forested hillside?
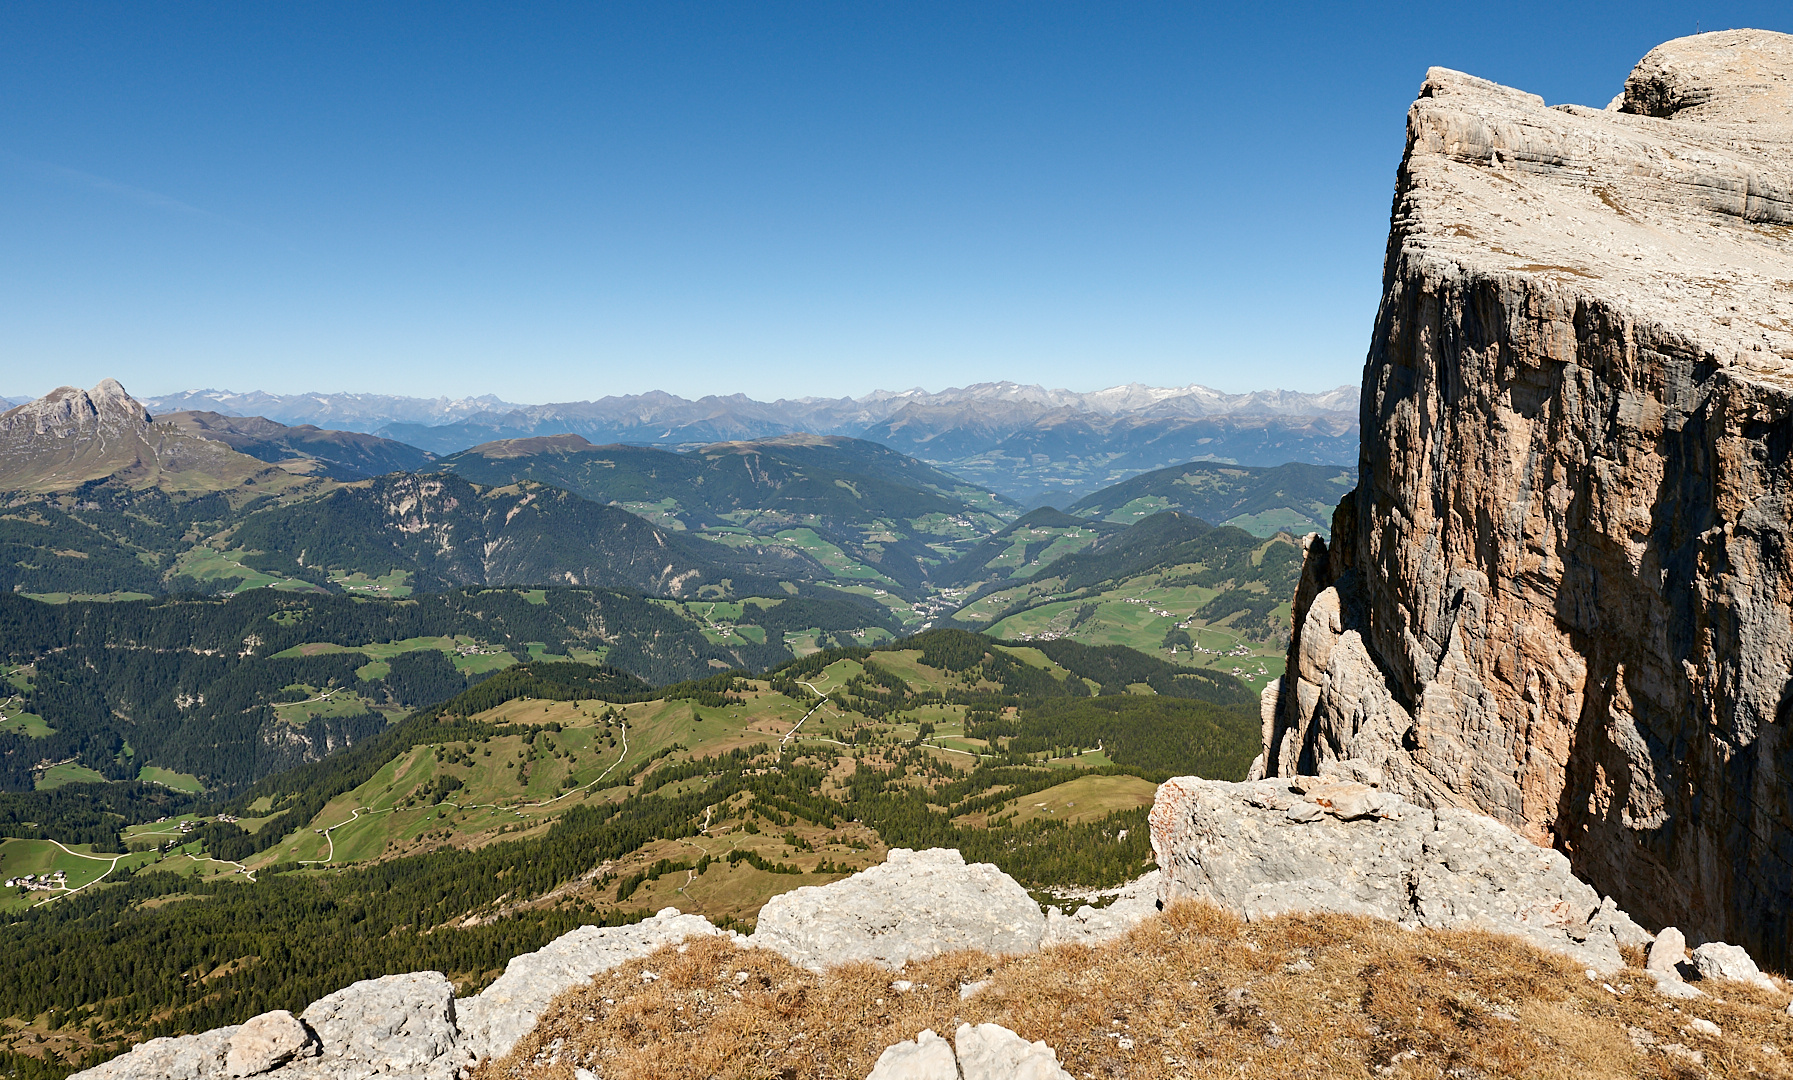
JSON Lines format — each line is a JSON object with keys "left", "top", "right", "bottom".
{"left": 0, "top": 586, "right": 894, "bottom": 796}
{"left": 0, "top": 629, "right": 1258, "bottom": 1076}
{"left": 437, "top": 434, "right": 1014, "bottom": 594}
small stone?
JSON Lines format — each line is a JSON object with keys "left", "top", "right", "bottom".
{"left": 959, "top": 979, "right": 992, "bottom": 1000}
{"left": 1285, "top": 801, "right": 1324, "bottom": 823}
{"left": 891, "top": 980, "right": 914, "bottom": 993}
{"left": 1686, "top": 1017, "right": 1722, "bottom": 1038}
{"left": 224, "top": 1010, "right": 312, "bottom": 1077}
{"left": 867, "top": 1028, "right": 958, "bottom": 1080}
{"left": 955, "top": 1022, "right": 1074, "bottom": 1080}
{"left": 1690, "top": 941, "right": 1777, "bottom": 991}
{"left": 1646, "top": 927, "right": 1686, "bottom": 977}
{"left": 1653, "top": 975, "right": 1705, "bottom": 999}
{"left": 1661, "top": 1043, "right": 1704, "bottom": 1067}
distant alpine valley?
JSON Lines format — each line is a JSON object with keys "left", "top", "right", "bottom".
{"left": 130, "top": 380, "right": 1358, "bottom": 504}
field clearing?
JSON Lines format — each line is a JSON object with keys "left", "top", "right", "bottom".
{"left": 328, "top": 569, "right": 413, "bottom": 597}
{"left": 36, "top": 761, "right": 107, "bottom": 789}
{"left": 173, "top": 547, "right": 292, "bottom": 591}
{"left": 19, "top": 591, "right": 154, "bottom": 604}
{"left": 270, "top": 687, "right": 385, "bottom": 722}
{"left": 0, "top": 838, "right": 163, "bottom": 912}
{"left": 0, "top": 707, "right": 52, "bottom": 737}
{"left": 252, "top": 688, "right": 799, "bottom": 870}
{"left": 974, "top": 773, "right": 1159, "bottom": 827}
{"left": 274, "top": 635, "right": 520, "bottom": 678}
{"left": 985, "top": 576, "right": 1286, "bottom": 692}
{"left": 137, "top": 766, "right": 205, "bottom": 793}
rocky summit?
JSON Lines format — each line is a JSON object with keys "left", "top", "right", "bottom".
{"left": 1262, "top": 29, "right": 1793, "bottom": 964}
{"left": 0, "top": 379, "right": 299, "bottom": 493}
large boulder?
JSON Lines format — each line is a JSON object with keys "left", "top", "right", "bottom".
{"left": 293, "top": 971, "right": 466, "bottom": 1079}
{"left": 752, "top": 848, "right": 1046, "bottom": 970}
{"left": 1149, "top": 776, "right": 1646, "bottom": 973}
{"left": 225, "top": 1011, "right": 315, "bottom": 1077}
{"left": 457, "top": 907, "right": 729, "bottom": 1062}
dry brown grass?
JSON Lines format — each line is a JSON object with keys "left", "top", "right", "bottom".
{"left": 475, "top": 901, "right": 1793, "bottom": 1080}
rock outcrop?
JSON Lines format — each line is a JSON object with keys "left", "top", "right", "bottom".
{"left": 76, "top": 972, "right": 466, "bottom": 1080}
{"left": 1262, "top": 29, "right": 1793, "bottom": 963}
{"left": 867, "top": 1024, "right": 1074, "bottom": 1080}
{"left": 455, "top": 908, "right": 729, "bottom": 1063}
{"left": 1149, "top": 776, "right": 1651, "bottom": 973}
{"left": 74, "top": 830, "right": 1648, "bottom": 1078}
{"left": 752, "top": 847, "right": 1046, "bottom": 970}
{"left": 0, "top": 380, "right": 295, "bottom": 494}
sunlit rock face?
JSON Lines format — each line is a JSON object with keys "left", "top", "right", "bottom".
{"left": 1263, "top": 29, "right": 1793, "bottom": 964}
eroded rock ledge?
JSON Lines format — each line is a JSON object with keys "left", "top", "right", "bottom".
{"left": 1262, "top": 28, "right": 1793, "bottom": 964}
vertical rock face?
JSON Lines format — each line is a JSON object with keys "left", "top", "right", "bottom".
{"left": 1265, "top": 30, "right": 1793, "bottom": 962}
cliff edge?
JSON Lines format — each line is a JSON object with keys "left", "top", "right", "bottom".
{"left": 1264, "top": 29, "right": 1793, "bottom": 962}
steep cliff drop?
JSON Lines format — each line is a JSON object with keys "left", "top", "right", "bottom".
{"left": 1263, "top": 30, "right": 1793, "bottom": 963}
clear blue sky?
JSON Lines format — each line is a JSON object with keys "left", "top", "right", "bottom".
{"left": 3, "top": 2, "right": 1787, "bottom": 403}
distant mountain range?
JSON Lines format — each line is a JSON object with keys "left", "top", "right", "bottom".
{"left": 0, "top": 381, "right": 1354, "bottom": 608}
{"left": 125, "top": 381, "right": 1359, "bottom": 503}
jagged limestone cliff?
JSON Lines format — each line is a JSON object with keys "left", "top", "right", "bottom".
{"left": 1263, "top": 30, "right": 1793, "bottom": 962}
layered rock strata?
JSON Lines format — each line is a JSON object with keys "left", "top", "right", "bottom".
{"left": 1262, "top": 29, "right": 1793, "bottom": 963}
{"left": 1148, "top": 776, "right": 1651, "bottom": 973}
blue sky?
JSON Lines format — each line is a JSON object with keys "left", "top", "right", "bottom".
{"left": 3, "top": 2, "right": 1787, "bottom": 403}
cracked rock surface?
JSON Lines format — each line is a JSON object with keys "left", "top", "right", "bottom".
{"left": 1261, "top": 28, "right": 1793, "bottom": 965}
{"left": 1150, "top": 776, "right": 1648, "bottom": 973}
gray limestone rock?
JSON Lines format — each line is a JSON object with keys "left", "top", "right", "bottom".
{"left": 457, "top": 906, "right": 729, "bottom": 1063}
{"left": 1149, "top": 776, "right": 1636, "bottom": 972}
{"left": 752, "top": 848, "right": 1045, "bottom": 971}
{"left": 1648, "top": 927, "right": 1688, "bottom": 977}
{"left": 292, "top": 971, "right": 465, "bottom": 1080}
{"left": 225, "top": 1011, "right": 314, "bottom": 1077}
{"left": 866, "top": 1028, "right": 959, "bottom": 1080}
{"left": 1691, "top": 941, "right": 1778, "bottom": 991}
{"left": 1260, "top": 27, "right": 1793, "bottom": 966}
{"left": 954, "top": 1023, "right": 1075, "bottom": 1080}
{"left": 1041, "top": 871, "right": 1161, "bottom": 948}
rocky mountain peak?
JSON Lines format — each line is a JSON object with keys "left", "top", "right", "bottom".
{"left": 2, "top": 379, "right": 153, "bottom": 440}
{"left": 1621, "top": 28, "right": 1793, "bottom": 121}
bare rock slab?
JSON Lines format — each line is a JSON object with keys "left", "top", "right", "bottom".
{"left": 1150, "top": 776, "right": 1637, "bottom": 973}
{"left": 752, "top": 848, "right": 1045, "bottom": 970}
{"left": 954, "top": 1022, "right": 1075, "bottom": 1080}
{"left": 865, "top": 1028, "right": 959, "bottom": 1080}
{"left": 457, "top": 906, "right": 728, "bottom": 1062}
{"left": 293, "top": 970, "right": 465, "bottom": 1080}
{"left": 225, "top": 1011, "right": 315, "bottom": 1077}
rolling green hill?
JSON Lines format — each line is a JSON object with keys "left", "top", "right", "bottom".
{"left": 1065, "top": 460, "right": 1356, "bottom": 537}
{"left": 157, "top": 411, "right": 438, "bottom": 480}
{"left": 221, "top": 472, "right": 809, "bottom": 597}
{"left": 436, "top": 434, "right": 1014, "bottom": 594}
{"left": 950, "top": 513, "right": 1305, "bottom": 694}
